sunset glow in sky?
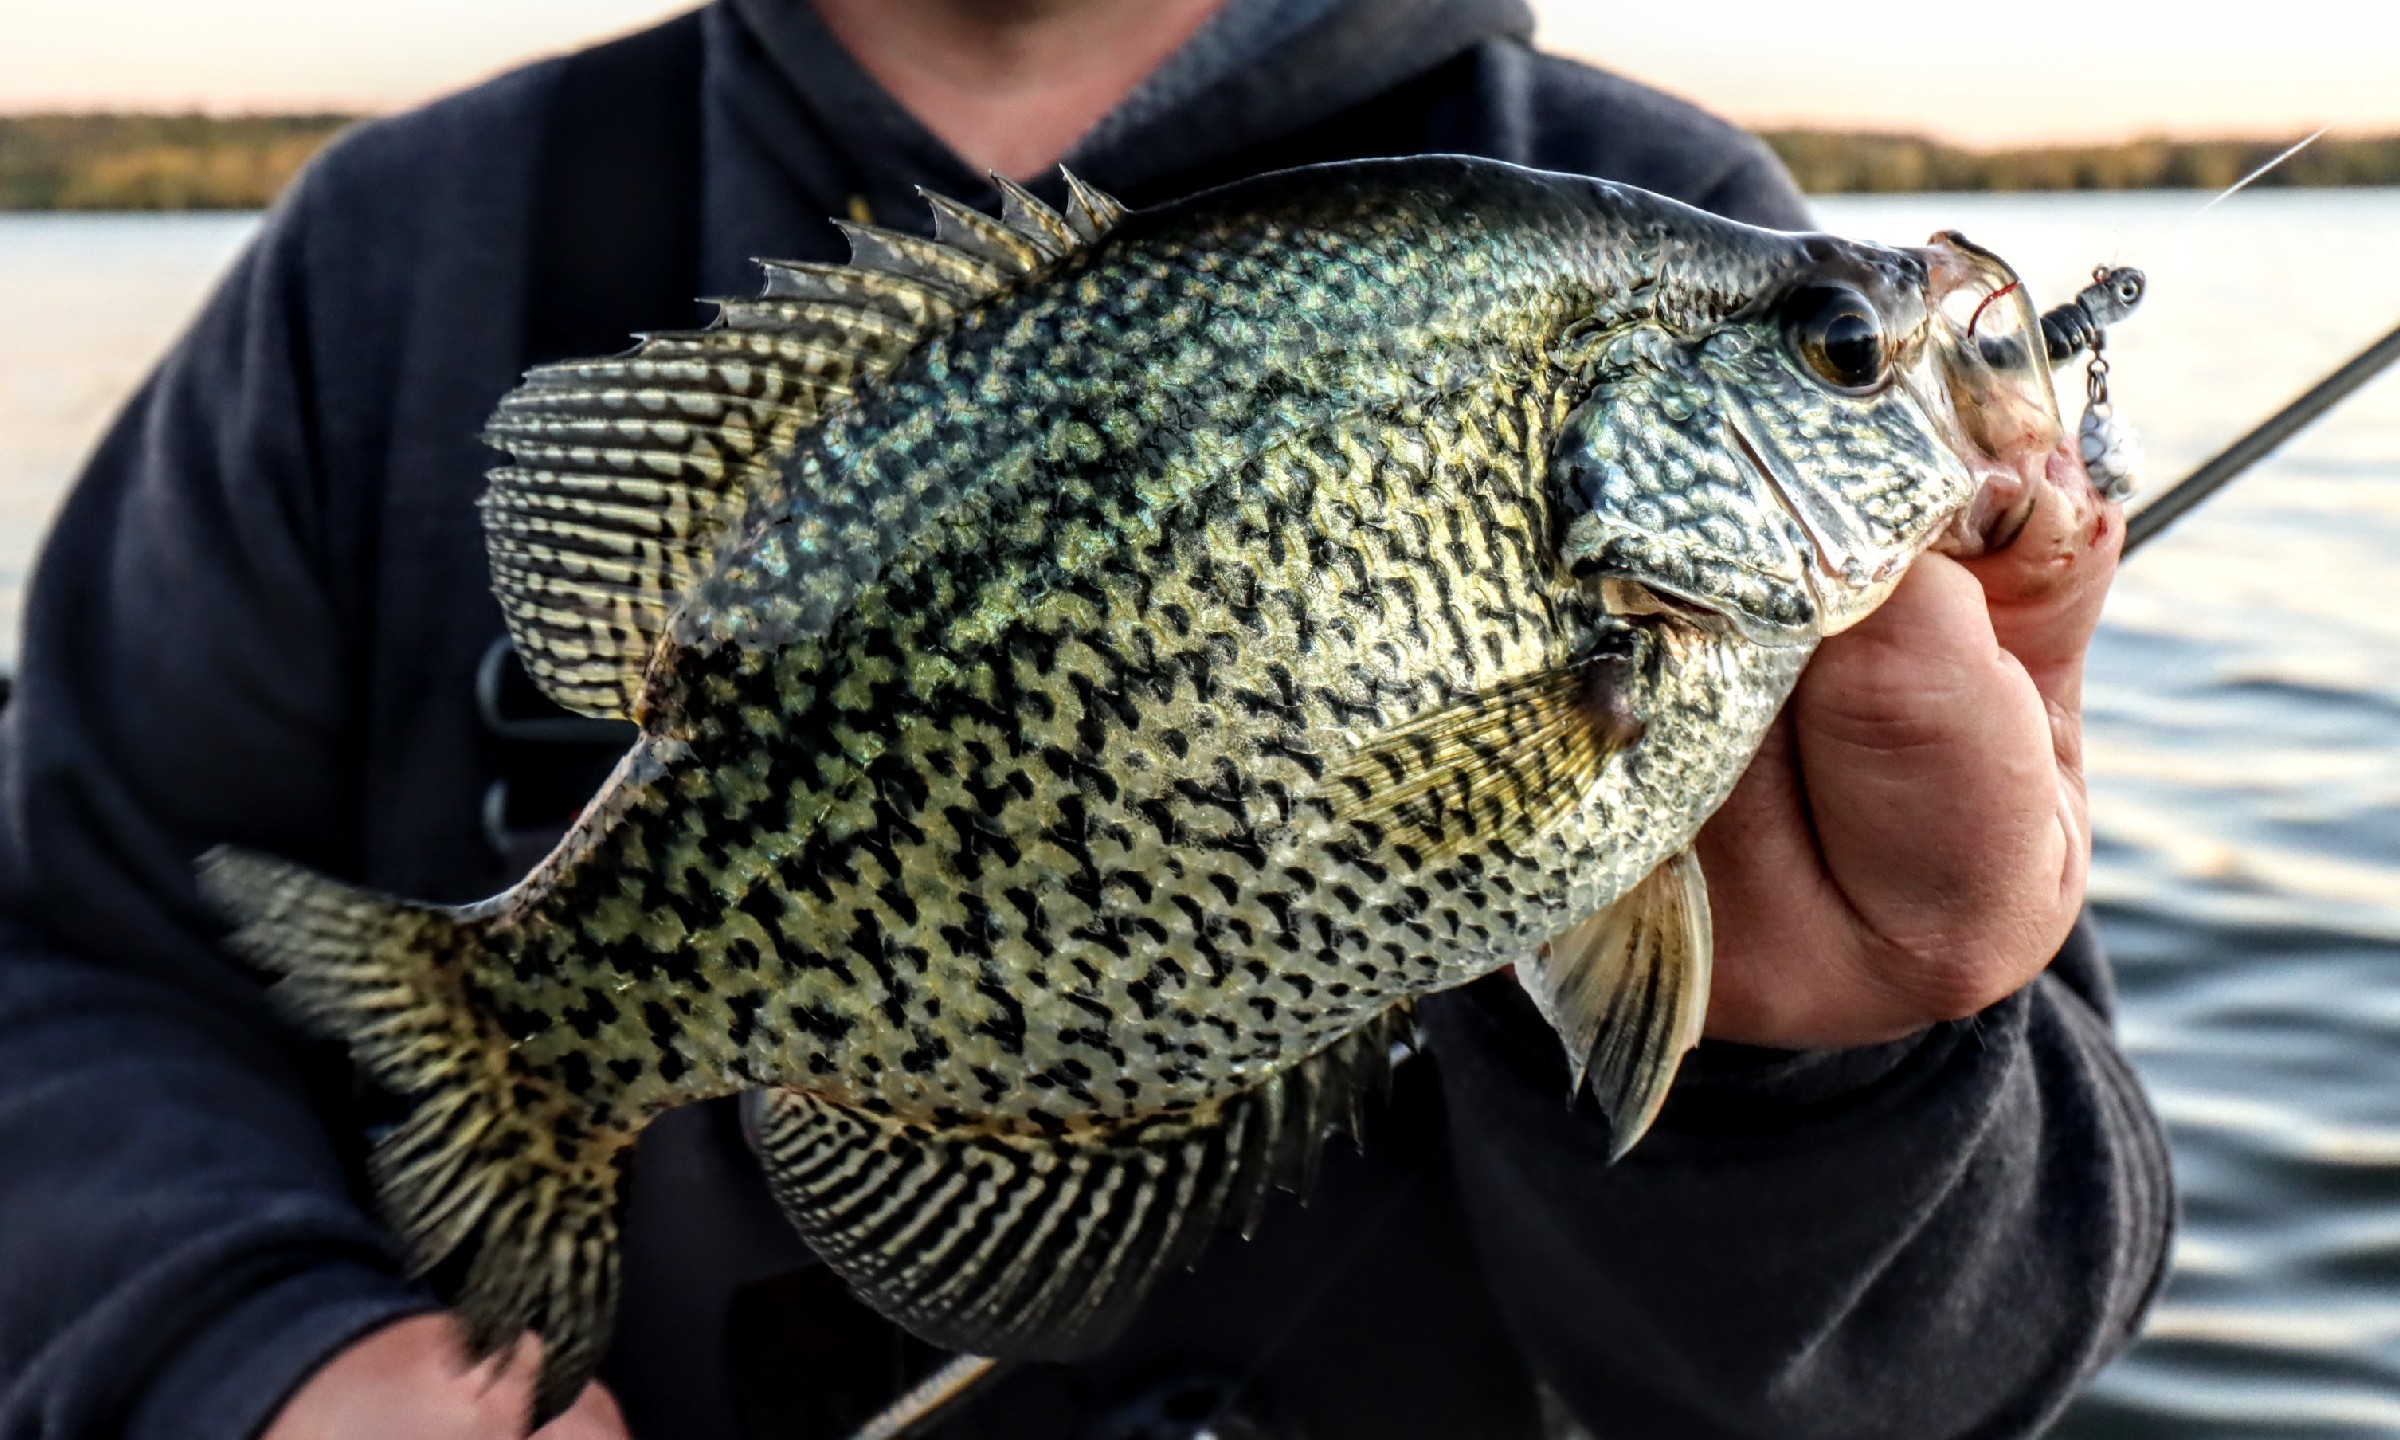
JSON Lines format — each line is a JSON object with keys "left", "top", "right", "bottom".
{"left": 2, "top": 0, "right": 2394, "bottom": 145}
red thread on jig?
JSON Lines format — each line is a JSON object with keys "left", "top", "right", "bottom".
{"left": 1966, "top": 280, "right": 2022, "bottom": 339}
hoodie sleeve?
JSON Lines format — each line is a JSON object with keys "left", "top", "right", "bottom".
{"left": 0, "top": 154, "right": 436, "bottom": 1440}
{"left": 1422, "top": 918, "right": 2173, "bottom": 1439}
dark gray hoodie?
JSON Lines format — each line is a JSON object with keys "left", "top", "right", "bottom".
{"left": 0, "top": 3, "right": 2170, "bottom": 1438}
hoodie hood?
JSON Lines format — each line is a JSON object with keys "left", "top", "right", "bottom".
{"left": 703, "top": 0, "right": 1533, "bottom": 288}
{"left": 1066, "top": 0, "right": 1535, "bottom": 184}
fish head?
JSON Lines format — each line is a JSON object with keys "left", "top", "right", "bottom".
{"left": 1553, "top": 216, "right": 2069, "bottom": 641}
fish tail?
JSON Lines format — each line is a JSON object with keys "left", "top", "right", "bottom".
{"left": 198, "top": 847, "right": 627, "bottom": 1422}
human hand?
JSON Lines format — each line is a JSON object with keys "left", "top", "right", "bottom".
{"left": 1695, "top": 445, "right": 2118, "bottom": 1050}
{"left": 262, "top": 1314, "right": 629, "bottom": 1440}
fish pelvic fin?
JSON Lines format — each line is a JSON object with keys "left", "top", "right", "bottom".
{"left": 477, "top": 169, "right": 1130, "bottom": 721}
{"left": 197, "top": 848, "right": 631, "bottom": 1423}
{"left": 1519, "top": 846, "right": 1713, "bottom": 1160}
{"left": 744, "top": 1006, "right": 1413, "bottom": 1359}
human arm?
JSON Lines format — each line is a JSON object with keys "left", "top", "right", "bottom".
{"left": 0, "top": 186, "right": 426, "bottom": 1439}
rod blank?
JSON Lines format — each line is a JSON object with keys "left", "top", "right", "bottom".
{"left": 2125, "top": 319, "right": 2400, "bottom": 554}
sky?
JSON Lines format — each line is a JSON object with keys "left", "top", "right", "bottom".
{"left": 2, "top": 0, "right": 2396, "bottom": 146}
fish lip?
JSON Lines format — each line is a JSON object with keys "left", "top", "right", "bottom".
{"left": 1904, "top": 232, "right": 2069, "bottom": 558}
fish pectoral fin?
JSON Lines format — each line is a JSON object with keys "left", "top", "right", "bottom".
{"left": 1318, "top": 658, "right": 1643, "bottom": 870}
{"left": 478, "top": 169, "right": 1131, "bottom": 720}
{"left": 745, "top": 1006, "right": 1411, "bottom": 1359}
{"left": 1519, "top": 846, "right": 1713, "bottom": 1159}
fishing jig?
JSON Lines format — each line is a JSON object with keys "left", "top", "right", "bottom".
{"left": 2040, "top": 266, "right": 2148, "bottom": 501}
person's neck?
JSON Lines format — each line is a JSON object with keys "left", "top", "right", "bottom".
{"left": 808, "top": 0, "right": 1229, "bottom": 180}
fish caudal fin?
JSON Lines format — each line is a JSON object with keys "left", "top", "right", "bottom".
{"left": 198, "top": 848, "right": 629, "bottom": 1422}
{"left": 745, "top": 1008, "right": 1412, "bottom": 1358}
{"left": 1519, "top": 847, "right": 1714, "bottom": 1159}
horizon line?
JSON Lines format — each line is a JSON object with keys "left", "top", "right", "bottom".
{"left": 0, "top": 107, "right": 2386, "bottom": 154}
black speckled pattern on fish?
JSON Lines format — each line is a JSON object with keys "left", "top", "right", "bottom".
{"left": 200, "top": 155, "right": 2013, "bottom": 1416}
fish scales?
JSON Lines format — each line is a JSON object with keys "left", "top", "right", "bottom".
{"left": 201, "top": 156, "right": 2077, "bottom": 1412}
{"left": 494, "top": 177, "right": 1673, "bottom": 1122}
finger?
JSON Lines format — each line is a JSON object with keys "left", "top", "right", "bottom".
{"left": 1792, "top": 553, "right": 2082, "bottom": 1009}
{"left": 263, "top": 1314, "right": 537, "bottom": 1440}
{"left": 449, "top": 1330, "right": 554, "bottom": 1437}
{"left": 535, "top": 1382, "right": 632, "bottom": 1440}
{"left": 1955, "top": 444, "right": 2122, "bottom": 710}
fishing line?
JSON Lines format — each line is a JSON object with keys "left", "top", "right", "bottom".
{"left": 2118, "top": 124, "right": 2330, "bottom": 264}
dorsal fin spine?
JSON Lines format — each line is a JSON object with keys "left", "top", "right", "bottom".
{"left": 919, "top": 189, "right": 1046, "bottom": 274}
{"left": 479, "top": 170, "right": 1130, "bottom": 722}
{"left": 834, "top": 222, "right": 997, "bottom": 298}
{"left": 991, "top": 175, "right": 1076, "bottom": 258}
{"left": 1061, "top": 169, "right": 1129, "bottom": 241}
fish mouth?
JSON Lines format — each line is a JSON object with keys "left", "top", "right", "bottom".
{"left": 1905, "top": 232, "right": 2070, "bottom": 557}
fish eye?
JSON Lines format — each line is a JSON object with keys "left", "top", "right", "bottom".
{"left": 1780, "top": 284, "right": 1888, "bottom": 394}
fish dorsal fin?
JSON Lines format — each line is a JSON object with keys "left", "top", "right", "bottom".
{"left": 992, "top": 176, "right": 1076, "bottom": 258}
{"left": 745, "top": 1007, "right": 1410, "bottom": 1359}
{"left": 1519, "top": 847, "right": 1714, "bottom": 1159}
{"left": 1061, "top": 170, "right": 1129, "bottom": 240}
{"left": 478, "top": 169, "right": 1128, "bottom": 719}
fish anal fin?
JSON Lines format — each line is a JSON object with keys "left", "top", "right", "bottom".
{"left": 1319, "top": 657, "right": 1644, "bottom": 870}
{"left": 746, "top": 1007, "right": 1409, "bottom": 1357}
{"left": 1520, "top": 847, "right": 1713, "bottom": 1159}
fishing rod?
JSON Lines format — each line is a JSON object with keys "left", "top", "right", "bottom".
{"left": 845, "top": 1354, "right": 1005, "bottom": 1440}
{"left": 2122, "top": 317, "right": 2400, "bottom": 555}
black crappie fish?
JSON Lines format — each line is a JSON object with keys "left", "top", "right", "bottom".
{"left": 201, "top": 156, "right": 2072, "bottom": 1415}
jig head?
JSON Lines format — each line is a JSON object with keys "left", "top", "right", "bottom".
{"left": 2041, "top": 266, "right": 2146, "bottom": 367}
{"left": 2040, "top": 266, "right": 2147, "bottom": 501}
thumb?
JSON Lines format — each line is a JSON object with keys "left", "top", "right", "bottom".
{"left": 532, "top": 1380, "right": 631, "bottom": 1440}
{"left": 1955, "top": 443, "right": 2121, "bottom": 712}
{"left": 509, "top": 1333, "right": 630, "bottom": 1440}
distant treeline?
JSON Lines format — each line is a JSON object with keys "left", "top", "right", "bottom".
{"left": 5, "top": 112, "right": 2399, "bottom": 210}
{"left": 0, "top": 113, "right": 354, "bottom": 211}
{"left": 1761, "top": 129, "right": 2400, "bottom": 194}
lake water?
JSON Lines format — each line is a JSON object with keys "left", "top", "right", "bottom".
{"left": 4, "top": 192, "right": 2399, "bottom": 1435}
